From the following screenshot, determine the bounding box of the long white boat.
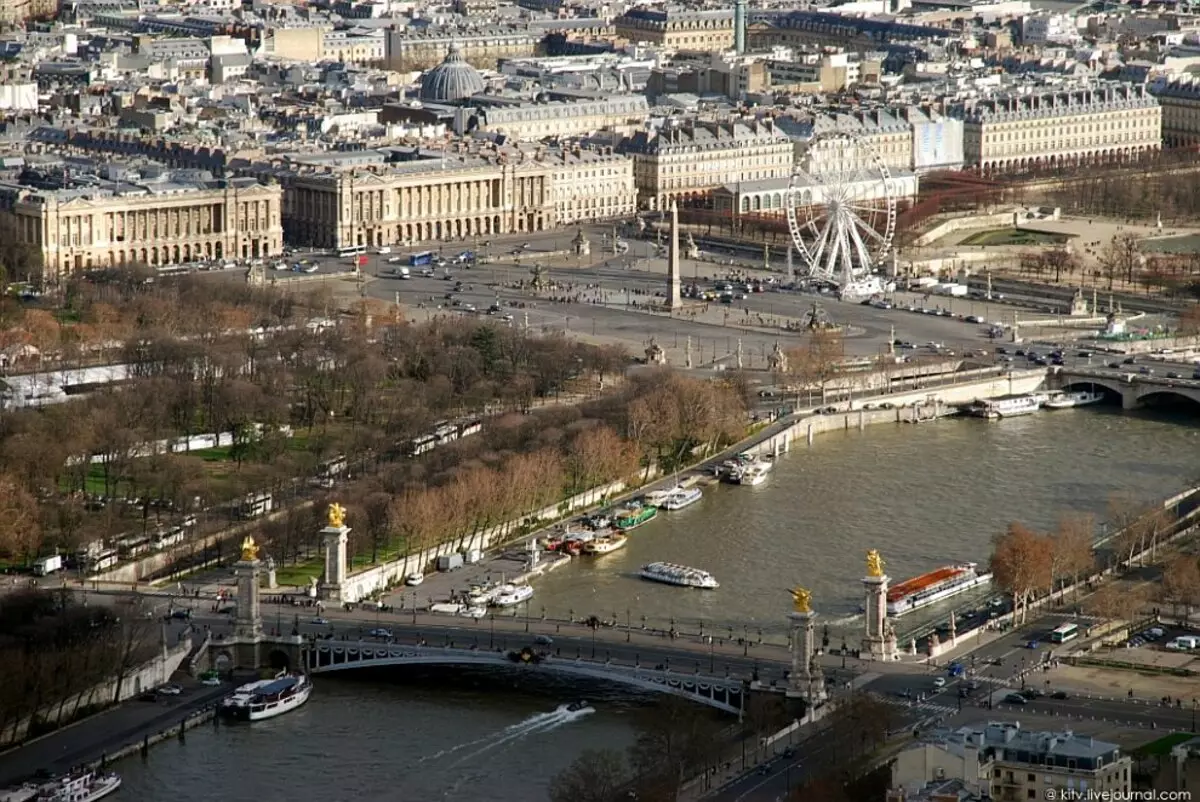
[220,672,312,721]
[491,583,534,607]
[640,561,719,589]
[966,395,1041,419]
[733,460,772,486]
[36,771,121,802]
[583,534,627,555]
[661,487,702,510]
[1044,390,1105,409]
[886,563,992,616]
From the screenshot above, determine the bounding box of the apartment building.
[891,722,1131,802]
[1150,77,1200,148]
[948,83,1161,172]
[618,118,793,210]
[0,169,283,280]
[614,7,735,50]
[544,150,638,226]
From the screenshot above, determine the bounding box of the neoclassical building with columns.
[948,83,1161,173]
[0,170,283,280]
[245,145,635,249]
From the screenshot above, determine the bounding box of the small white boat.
[0,784,40,802]
[1044,390,1105,409]
[491,583,534,607]
[733,461,772,486]
[405,572,425,586]
[583,534,627,555]
[640,561,718,589]
[220,672,312,722]
[661,487,702,510]
[642,489,674,507]
[36,771,121,802]
[459,605,487,619]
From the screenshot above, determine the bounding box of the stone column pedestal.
[234,558,263,641]
[788,610,827,705]
[862,574,898,661]
[320,525,350,602]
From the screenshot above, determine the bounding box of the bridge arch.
[302,644,746,715]
[1137,388,1200,409]
[1060,378,1125,400]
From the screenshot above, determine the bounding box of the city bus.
[1050,622,1079,643]
[409,251,434,267]
[336,244,366,258]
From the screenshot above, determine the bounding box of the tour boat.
[966,395,1041,419]
[220,672,312,721]
[640,561,719,589]
[1044,390,1105,410]
[614,503,657,531]
[886,563,992,616]
[583,534,627,555]
[733,461,772,486]
[491,583,534,607]
[660,487,703,511]
[36,771,121,802]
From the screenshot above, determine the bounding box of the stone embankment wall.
[749,370,1047,458]
[1,640,191,746]
[337,479,629,601]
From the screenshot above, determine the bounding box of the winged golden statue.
[790,586,812,613]
[866,549,885,578]
[327,502,347,529]
[240,535,259,562]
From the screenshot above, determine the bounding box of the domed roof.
[419,43,485,103]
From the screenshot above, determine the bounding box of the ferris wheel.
[785,132,897,295]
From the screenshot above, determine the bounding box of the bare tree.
[1052,512,1096,599]
[990,522,1053,623]
[549,749,629,802]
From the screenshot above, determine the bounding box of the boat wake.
[416,705,595,769]
[445,705,594,767]
[823,613,862,628]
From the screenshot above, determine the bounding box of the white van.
[1174,636,1199,650]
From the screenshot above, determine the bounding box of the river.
[114,406,1200,800]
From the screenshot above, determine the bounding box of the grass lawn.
[1133,732,1197,757]
[961,228,1072,246]
[273,560,324,587]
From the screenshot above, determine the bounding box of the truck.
[436,553,464,572]
[463,548,483,565]
[32,554,63,576]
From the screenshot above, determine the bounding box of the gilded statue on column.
[866,549,885,578]
[789,586,812,613]
[327,502,347,529]
[240,535,259,562]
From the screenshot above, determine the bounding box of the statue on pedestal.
[866,549,885,578]
[241,535,259,562]
[767,342,788,374]
[327,502,347,529]
[790,586,812,613]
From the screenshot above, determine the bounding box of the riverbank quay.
[0,683,229,788]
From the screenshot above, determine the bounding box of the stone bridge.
[1053,367,1200,410]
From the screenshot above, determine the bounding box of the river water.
[115,406,1200,800]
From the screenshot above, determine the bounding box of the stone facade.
[1150,78,1200,148]
[614,8,734,50]
[0,175,283,280]
[948,83,1161,172]
[384,29,539,72]
[619,118,793,210]
[545,150,638,226]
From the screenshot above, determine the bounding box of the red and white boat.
[886,563,992,616]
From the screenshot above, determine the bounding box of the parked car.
[157,684,182,696]
[932,677,946,688]
[368,628,392,639]
[1004,693,1028,705]
[1050,691,1069,700]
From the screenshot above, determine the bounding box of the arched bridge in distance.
[301,641,750,715]
[1053,367,1200,411]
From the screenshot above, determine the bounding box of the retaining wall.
[1,641,191,746]
[337,479,630,601]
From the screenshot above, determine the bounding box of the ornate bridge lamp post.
[489,613,496,650]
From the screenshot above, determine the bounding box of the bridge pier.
[321,524,350,602]
[787,610,826,706]
[861,553,899,662]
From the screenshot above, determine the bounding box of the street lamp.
[709,637,715,674]
[489,613,495,650]
[626,608,631,642]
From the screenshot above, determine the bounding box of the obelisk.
[667,201,682,309]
